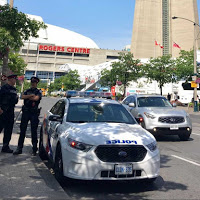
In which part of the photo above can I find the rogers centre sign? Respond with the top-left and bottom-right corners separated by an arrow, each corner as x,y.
38,44 -> 90,54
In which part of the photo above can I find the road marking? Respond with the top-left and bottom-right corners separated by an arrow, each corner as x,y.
172,155 -> 200,167
192,133 -> 200,136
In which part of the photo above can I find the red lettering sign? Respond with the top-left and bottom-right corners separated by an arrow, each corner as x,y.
75,48 -> 79,53
38,45 -> 90,54
52,46 -> 55,51
39,45 -> 44,50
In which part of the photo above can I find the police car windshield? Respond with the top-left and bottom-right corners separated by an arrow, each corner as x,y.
67,103 -> 136,124
137,97 -> 172,107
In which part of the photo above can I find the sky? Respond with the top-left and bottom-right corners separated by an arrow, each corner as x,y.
9,0 -> 200,51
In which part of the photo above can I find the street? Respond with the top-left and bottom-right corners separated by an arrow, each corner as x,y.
39,97 -> 200,200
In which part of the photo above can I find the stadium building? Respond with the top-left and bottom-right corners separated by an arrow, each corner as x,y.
19,15 -> 124,86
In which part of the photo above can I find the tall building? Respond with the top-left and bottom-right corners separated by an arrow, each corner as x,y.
131,0 -> 200,58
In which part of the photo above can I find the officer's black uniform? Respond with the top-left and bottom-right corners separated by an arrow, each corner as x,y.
14,77 -> 42,155
0,76 -> 18,153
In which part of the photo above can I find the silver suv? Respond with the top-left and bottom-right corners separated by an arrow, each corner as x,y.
122,94 -> 192,141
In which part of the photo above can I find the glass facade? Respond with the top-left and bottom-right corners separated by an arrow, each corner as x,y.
25,71 -> 66,81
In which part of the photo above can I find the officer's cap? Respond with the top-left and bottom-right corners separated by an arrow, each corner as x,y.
31,76 -> 40,83
7,74 -> 18,80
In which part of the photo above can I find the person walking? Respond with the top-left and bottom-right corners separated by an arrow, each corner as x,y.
0,74 -> 18,153
167,93 -> 171,102
13,76 -> 42,156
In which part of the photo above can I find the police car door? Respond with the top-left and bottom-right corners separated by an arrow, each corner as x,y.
49,100 -> 65,154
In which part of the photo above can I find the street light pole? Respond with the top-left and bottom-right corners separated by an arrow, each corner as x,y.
172,16 -> 200,112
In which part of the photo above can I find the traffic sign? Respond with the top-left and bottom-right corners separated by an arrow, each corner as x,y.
191,81 -> 198,88
0,75 -> 7,81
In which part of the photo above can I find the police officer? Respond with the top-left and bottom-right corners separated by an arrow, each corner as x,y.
13,76 -> 42,156
0,74 -> 18,153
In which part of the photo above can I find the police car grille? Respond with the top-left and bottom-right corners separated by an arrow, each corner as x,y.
158,116 -> 185,124
95,145 -> 147,162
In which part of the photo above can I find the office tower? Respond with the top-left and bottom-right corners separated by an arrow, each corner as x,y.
131,0 -> 200,58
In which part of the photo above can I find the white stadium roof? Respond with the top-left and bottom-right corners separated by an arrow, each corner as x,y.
59,60 -> 118,85
25,14 -> 99,49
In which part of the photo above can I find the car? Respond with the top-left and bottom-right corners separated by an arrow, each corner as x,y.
122,94 -> 192,141
39,97 -> 160,183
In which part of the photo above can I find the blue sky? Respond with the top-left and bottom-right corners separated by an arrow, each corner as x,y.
14,0 -> 200,50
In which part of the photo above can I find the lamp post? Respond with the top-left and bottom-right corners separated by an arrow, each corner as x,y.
172,16 -> 200,112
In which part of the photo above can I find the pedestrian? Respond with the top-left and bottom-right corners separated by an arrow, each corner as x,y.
167,93 -> 171,101
13,76 -> 42,156
0,74 -> 18,153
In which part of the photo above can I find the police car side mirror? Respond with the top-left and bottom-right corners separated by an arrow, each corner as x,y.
49,115 -> 62,122
129,103 -> 135,107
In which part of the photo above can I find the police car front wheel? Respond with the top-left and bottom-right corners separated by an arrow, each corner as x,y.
39,127 -> 48,160
54,144 -> 65,184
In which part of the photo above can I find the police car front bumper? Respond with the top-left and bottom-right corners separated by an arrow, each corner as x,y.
62,145 -> 160,180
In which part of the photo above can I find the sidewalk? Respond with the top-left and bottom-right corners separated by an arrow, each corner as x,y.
0,100 -> 69,199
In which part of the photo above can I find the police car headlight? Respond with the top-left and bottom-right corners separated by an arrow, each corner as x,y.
67,138 -> 93,152
144,112 -> 156,119
146,141 -> 157,152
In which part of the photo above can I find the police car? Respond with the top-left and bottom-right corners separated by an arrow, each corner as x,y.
39,97 -> 160,183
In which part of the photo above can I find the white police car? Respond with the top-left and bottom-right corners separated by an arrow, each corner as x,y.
39,97 -> 160,183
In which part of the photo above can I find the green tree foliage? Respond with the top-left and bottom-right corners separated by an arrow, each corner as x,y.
143,55 -> 175,95
16,79 -> 30,93
50,70 -> 81,91
7,52 -> 26,75
100,52 -> 142,96
37,81 -> 48,90
174,49 -> 194,81
0,4 -> 46,77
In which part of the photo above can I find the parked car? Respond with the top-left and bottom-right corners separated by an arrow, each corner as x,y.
39,97 -> 160,183
122,94 -> 192,141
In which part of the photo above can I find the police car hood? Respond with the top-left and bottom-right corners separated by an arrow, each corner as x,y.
68,123 -> 155,146
140,107 -> 186,116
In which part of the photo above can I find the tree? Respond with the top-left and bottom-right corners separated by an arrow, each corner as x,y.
143,55 -> 175,95
174,49 -> 194,81
50,70 -> 81,91
0,4 -> 46,83
7,52 -> 26,75
100,52 -> 142,96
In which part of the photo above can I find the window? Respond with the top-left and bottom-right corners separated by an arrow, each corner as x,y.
25,71 -> 35,80
50,100 -> 65,116
55,72 -> 67,79
122,97 -> 132,105
36,71 -> 53,80
107,56 -> 119,59
39,51 -> 55,55
22,49 -> 37,54
137,97 -> 172,107
67,103 -> 136,124
57,52 -> 72,56
74,53 -> 89,57
56,101 -> 66,117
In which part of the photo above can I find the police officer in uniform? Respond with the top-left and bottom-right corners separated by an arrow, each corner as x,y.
0,74 -> 18,153
13,76 -> 42,156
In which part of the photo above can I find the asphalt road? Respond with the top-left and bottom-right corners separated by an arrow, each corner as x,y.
39,97 -> 200,200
